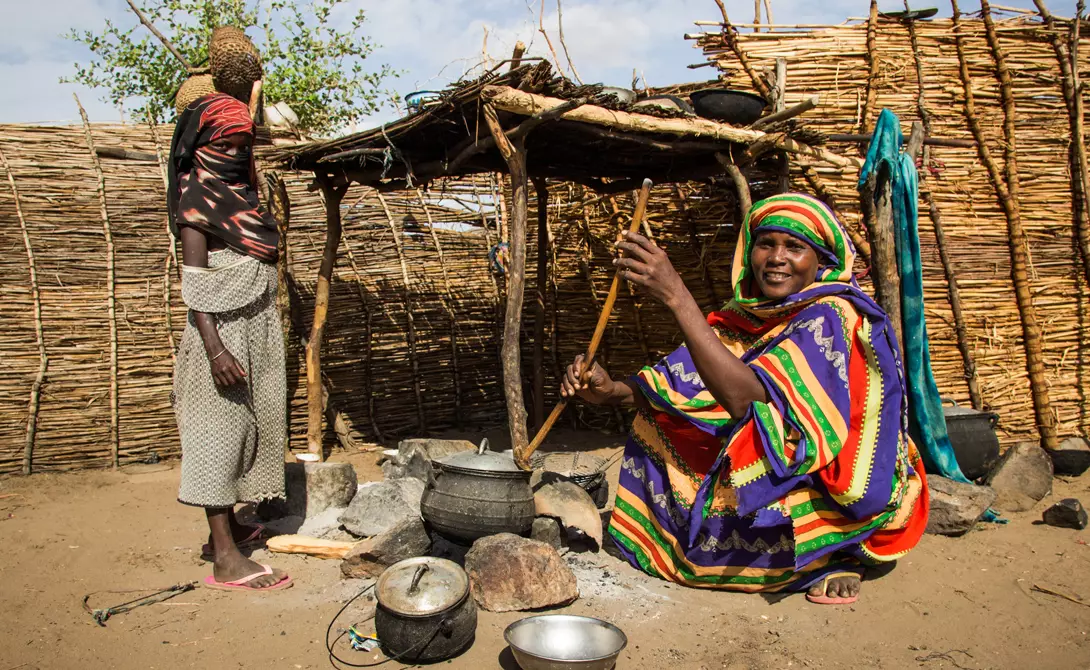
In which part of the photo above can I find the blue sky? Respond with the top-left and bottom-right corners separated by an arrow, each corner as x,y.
0,0 -> 1079,129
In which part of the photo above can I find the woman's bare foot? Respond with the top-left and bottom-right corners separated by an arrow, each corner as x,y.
807,573 -> 861,602
212,548 -> 286,588
205,506 -> 284,588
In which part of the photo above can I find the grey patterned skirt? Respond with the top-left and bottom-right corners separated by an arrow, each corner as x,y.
174,247 -> 286,507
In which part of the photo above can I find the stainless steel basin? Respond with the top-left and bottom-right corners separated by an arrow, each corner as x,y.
504,614 -> 627,670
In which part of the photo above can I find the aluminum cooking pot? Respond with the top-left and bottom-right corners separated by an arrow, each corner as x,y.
374,557 -> 477,663
420,438 -> 535,543
941,397 -> 1001,480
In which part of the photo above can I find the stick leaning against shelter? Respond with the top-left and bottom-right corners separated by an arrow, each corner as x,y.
515,178 -> 653,470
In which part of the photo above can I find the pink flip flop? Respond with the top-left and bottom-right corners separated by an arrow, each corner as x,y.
200,524 -> 268,561
204,564 -> 293,592
805,571 -> 860,605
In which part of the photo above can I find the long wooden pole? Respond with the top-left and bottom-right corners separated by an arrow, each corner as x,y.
1035,0 -> 1090,288
483,102 -> 531,454
532,177 -> 549,431
377,192 -> 427,432
0,146 -> 46,476
75,95 -> 120,469
418,188 -> 463,429
905,14 -> 983,410
516,178 -> 653,470
307,178 -> 347,459
953,0 -> 1057,449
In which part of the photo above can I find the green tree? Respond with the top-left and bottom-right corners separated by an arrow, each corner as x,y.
64,0 -> 396,135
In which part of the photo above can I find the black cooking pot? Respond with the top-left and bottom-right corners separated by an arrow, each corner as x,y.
374,557 -> 477,663
420,439 -> 535,543
689,89 -> 768,125
942,397 -> 1001,480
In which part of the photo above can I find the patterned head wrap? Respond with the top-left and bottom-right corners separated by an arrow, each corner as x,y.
730,193 -> 857,319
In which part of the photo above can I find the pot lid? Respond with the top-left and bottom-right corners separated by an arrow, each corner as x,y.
375,557 -> 468,618
941,397 -> 992,417
436,438 -> 523,473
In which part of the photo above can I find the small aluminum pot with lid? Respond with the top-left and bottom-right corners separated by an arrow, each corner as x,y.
941,397 -> 1001,480
374,557 -> 477,663
420,438 -> 535,543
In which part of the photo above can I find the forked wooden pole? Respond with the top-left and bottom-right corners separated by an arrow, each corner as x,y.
515,178 -> 653,470
306,177 -> 347,459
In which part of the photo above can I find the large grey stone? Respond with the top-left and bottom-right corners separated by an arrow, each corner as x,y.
986,442 -> 1054,513
1050,437 -> 1090,477
339,478 -> 425,538
530,517 -> 563,549
340,516 -> 432,579
382,438 -> 476,482
926,475 -> 997,536
285,462 -> 358,518
398,438 -> 477,461
465,533 -> 578,612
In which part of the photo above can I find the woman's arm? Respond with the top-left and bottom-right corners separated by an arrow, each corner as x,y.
180,226 -> 247,387
615,231 -> 767,418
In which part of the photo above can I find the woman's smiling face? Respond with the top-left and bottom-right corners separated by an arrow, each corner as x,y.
749,229 -> 820,299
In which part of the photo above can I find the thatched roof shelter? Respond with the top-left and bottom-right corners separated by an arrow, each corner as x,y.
269,60 -> 865,463
270,62 -> 855,192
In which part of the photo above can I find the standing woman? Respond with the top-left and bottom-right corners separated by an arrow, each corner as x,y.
168,89 -> 291,591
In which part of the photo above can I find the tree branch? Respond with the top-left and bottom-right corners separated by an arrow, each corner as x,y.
125,0 -> 192,70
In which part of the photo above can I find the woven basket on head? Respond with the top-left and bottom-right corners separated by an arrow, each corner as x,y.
174,74 -> 217,116
209,26 -> 263,103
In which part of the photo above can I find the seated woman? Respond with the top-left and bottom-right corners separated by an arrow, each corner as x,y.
560,193 -> 928,603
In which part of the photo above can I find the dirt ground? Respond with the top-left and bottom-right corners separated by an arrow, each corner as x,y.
3,429 -> 1090,670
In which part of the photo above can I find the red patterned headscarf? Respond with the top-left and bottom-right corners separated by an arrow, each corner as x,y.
167,92 -> 278,263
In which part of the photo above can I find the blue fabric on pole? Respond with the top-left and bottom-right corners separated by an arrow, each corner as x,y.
858,110 -> 975,483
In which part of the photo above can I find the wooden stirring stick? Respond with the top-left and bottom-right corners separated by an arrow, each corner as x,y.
515,178 -> 653,470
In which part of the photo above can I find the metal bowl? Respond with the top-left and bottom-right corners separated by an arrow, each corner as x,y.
504,615 -> 628,670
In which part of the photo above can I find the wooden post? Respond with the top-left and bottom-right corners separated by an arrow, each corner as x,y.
483,102 -> 530,454
773,58 -> 790,194
711,0 -> 772,99
906,15 -> 984,410
338,220 -> 385,443
307,177 -> 347,459
675,184 -> 721,312
532,178 -> 549,430
75,95 -> 120,469
953,0 -> 1057,449
800,165 -> 872,266
417,188 -> 463,430
859,152 -> 904,354
860,0 -> 880,136
1034,0 -> 1090,288
1,146 -> 46,476
376,192 -> 427,433
148,120 -> 178,360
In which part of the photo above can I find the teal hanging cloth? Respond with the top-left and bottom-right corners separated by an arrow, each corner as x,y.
858,109 -> 973,485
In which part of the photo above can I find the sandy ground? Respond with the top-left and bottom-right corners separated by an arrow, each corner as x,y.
3,432 -> 1090,670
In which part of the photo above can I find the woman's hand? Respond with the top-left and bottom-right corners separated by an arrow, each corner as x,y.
209,349 -> 247,388
560,354 -> 614,405
614,231 -> 691,310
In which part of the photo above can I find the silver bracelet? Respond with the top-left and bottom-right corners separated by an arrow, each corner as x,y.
210,348 -> 228,361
